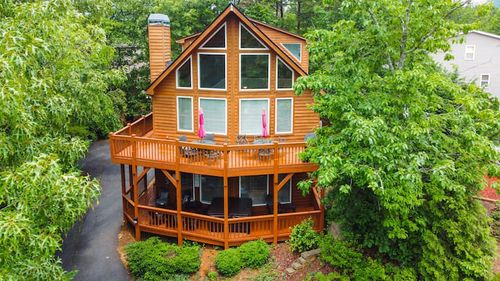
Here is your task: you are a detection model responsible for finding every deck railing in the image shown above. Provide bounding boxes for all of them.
[109,114,317,176]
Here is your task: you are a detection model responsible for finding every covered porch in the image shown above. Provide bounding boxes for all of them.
[120,165,324,247]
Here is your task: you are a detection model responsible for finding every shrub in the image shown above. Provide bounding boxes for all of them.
[239,240,270,268]
[207,271,218,281]
[125,237,200,280]
[289,218,320,252]
[319,235,363,274]
[491,203,500,239]
[215,248,242,276]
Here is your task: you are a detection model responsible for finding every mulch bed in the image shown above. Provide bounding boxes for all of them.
[480,177,499,201]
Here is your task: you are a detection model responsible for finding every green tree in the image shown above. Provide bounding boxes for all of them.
[296,0,499,280]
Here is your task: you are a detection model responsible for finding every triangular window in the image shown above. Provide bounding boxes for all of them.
[240,23,267,49]
[282,43,301,61]
[201,23,226,49]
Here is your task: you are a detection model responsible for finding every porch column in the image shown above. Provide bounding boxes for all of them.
[273,141,279,244]
[131,134,140,240]
[223,143,229,249]
[175,140,183,246]
[120,164,126,222]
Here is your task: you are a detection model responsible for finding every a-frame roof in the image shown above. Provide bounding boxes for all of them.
[146,4,307,95]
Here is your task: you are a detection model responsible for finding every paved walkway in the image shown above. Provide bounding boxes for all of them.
[60,140,130,281]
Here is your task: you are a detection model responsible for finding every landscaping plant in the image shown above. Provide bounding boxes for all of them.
[288,218,320,252]
[238,240,270,268]
[215,248,243,277]
[296,0,499,279]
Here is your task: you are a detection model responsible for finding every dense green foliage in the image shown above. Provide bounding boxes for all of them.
[238,240,270,268]
[125,237,200,281]
[215,248,243,277]
[296,0,499,280]
[288,218,320,252]
[450,2,500,35]
[491,203,500,240]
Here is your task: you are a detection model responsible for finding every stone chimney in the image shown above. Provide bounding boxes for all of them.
[147,14,171,82]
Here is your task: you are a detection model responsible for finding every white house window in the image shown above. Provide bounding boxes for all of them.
[464,45,475,61]
[239,23,267,49]
[282,43,301,61]
[276,58,294,89]
[200,175,223,204]
[200,23,226,49]
[176,57,192,89]
[198,53,226,90]
[276,98,293,134]
[278,174,292,204]
[239,175,269,206]
[239,99,269,135]
[240,54,270,90]
[480,74,490,87]
[177,96,193,132]
[199,98,227,135]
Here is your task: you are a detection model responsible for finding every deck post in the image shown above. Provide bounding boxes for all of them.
[120,164,126,222]
[131,134,141,240]
[273,141,279,244]
[175,140,183,246]
[320,186,325,231]
[223,143,229,249]
[127,122,131,135]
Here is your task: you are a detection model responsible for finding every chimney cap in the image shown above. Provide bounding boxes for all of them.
[148,14,170,26]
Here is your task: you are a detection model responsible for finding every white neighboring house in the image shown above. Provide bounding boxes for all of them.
[433,30,500,100]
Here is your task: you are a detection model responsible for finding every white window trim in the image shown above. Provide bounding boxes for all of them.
[176,96,194,132]
[281,42,302,62]
[198,97,227,135]
[275,98,293,135]
[480,73,490,87]
[239,175,269,206]
[239,53,270,91]
[180,173,196,202]
[278,175,292,204]
[199,175,223,204]
[200,22,227,50]
[176,56,193,89]
[239,23,268,50]
[464,44,475,61]
[239,98,270,136]
[197,52,227,91]
[276,57,294,90]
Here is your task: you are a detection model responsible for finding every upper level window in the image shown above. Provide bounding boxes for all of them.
[198,53,226,90]
[239,23,267,49]
[480,74,490,87]
[275,98,293,134]
[177,96,193,132]
[199,98,227,135]
[239,175,269,206]
[240,54,269,90]
[282,43,301,61]
[278,174,292,204]
[464,45,475,61]
[176,57,192,89]
[200,23,226,49]
[239,99,269,135]
[276,58,294,90]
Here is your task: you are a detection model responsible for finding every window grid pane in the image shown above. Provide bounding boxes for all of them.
[276,99,292,133]
[177,59,191,88]
[240,25,266,49]
[240,176,268,206]
[201,176,223,204]
[199,54,225,89]
[200,99,226,134]
[240,99,268,135]
[202,26,225,48]
[241,55,269,89]
[178,97,192,131]
[277,59,293,89]
[283,43,301,61]
[278,174,291,203]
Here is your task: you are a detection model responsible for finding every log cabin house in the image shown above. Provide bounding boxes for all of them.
[109,4,324,248]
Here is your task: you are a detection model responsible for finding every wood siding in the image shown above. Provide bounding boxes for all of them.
[148,24,171,82]
[152,15,318,143]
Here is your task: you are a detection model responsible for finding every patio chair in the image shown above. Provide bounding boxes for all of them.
[179,135,199,158]
[155,190,169,208]
[265,195,296,214]
[236,135,248,145]
[204,133,215,142]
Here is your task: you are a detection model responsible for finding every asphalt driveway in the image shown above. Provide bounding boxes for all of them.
[60,140,131,281]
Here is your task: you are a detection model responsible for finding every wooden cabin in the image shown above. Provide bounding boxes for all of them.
[109,4,324,248]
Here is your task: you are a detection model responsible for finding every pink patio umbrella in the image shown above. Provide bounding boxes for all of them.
[198,108,206,139]
[261,108,269,138]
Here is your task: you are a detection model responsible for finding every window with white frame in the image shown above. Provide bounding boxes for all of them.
[480,74,490,87]
[464,45,475,61]
[199,98,227,134]
[200,23,226,49]
[198,53,226,90]
[200,175,223,204]
[239,99,269,135]
[276,58,294,89]
[240,175,269,206]
[239,23,267,49]
[278,174,292,204]
[177,96,193,132]
[240,54,269,90]
[275,98,293,134]
[176,57,192,88]
[282,43,301,61]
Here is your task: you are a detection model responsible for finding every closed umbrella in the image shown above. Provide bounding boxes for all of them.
[198,108,205,140]
[262,108,269,138]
